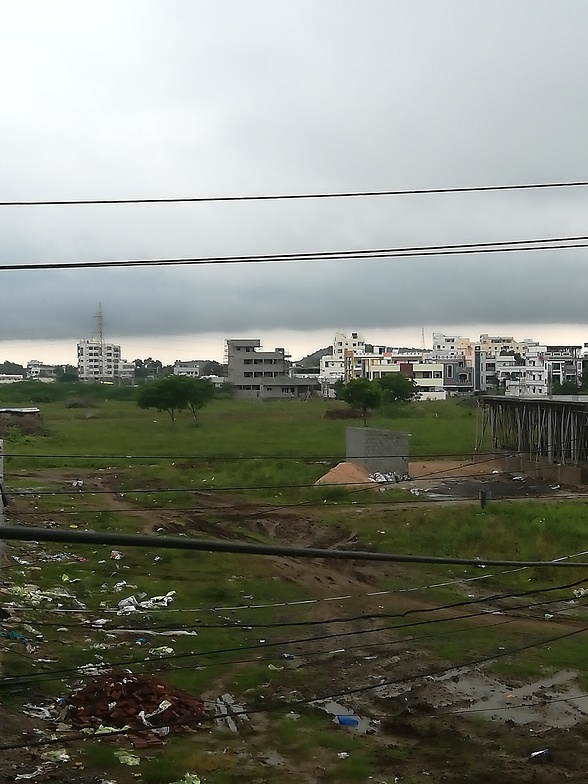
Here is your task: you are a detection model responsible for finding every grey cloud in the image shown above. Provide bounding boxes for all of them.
[1,0,588,348]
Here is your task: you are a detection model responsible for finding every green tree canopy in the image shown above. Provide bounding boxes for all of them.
[136,375,215,421]
[338,378,382,425]
[55,364,79,382]
[377,373,419,405]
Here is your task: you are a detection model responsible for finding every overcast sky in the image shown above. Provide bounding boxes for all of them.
[2,0,588,364]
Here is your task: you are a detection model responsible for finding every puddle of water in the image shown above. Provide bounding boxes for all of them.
[312,699,372,734]
[434,669,588,728]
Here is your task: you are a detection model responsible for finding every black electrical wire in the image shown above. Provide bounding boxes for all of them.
[25,575,587,632]
[4,524,588,569]
[3,234,588,272]
[1,619,586,752]
[2,459,560,497]
[2,179,588,206]
[2,449,499,460]
[3,593,582,687]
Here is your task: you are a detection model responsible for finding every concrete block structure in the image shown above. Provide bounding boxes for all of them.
[226,338,319,399]
[346,427,409,476]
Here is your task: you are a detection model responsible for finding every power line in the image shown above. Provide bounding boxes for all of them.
[3,593,578,687]
[2,449,500,460]
[25,575,586,633]
[3,234,588,272]
[1,619,586,752]
[1,458,561,496]
[2,179,588,207]
[4,525,588,568]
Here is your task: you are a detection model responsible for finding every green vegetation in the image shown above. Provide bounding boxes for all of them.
[137,375,216,421]
[337,374,421,422]
[337,377,383,425]
[4,394,588,781]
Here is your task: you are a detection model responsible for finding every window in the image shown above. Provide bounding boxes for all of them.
[264,358,274,364]
[447,365,453,378]
[244,359,253,365]
[244,372,253,378]
[254,359,263,364]
[254,372,262,377]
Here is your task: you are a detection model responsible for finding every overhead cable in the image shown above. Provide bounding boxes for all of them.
[3,234,588,272]
[1,621,586,751]
[2,179,588,207]
[3,524,588,568]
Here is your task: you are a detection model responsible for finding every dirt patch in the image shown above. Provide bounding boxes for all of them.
[6,466,588,783]
[0,413,45,437]
[315,461,373,487]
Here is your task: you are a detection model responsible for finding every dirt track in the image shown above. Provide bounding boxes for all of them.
[4,465,588,782]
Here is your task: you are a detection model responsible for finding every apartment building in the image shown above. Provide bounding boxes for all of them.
[26,360,56,382]
[504,344,583,396]
[77,339,133,382]
[173,360,202,377]
[226,339,318,399]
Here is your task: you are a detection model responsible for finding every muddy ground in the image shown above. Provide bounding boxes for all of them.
[2,464,588,782]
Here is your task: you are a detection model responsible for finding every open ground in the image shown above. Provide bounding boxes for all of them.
[2,396,588,783]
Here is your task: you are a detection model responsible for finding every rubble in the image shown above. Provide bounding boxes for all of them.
[66,671,206,739]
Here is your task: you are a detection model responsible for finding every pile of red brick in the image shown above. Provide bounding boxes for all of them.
[68,671,205,743]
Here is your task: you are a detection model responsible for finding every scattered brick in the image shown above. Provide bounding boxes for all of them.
[67,670,206,740]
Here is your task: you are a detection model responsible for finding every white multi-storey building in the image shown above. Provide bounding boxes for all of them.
[173,360,201,377]
[77,339,133,382]
[26,360,56,382]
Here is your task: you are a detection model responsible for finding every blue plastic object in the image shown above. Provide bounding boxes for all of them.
[336,715,359,727]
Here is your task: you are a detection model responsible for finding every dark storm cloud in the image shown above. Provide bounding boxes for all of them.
[1,0,588,343]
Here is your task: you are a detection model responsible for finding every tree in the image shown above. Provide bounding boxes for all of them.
[134,358,163,379]
[376,373,419,406]
[55,364,79,382]
[0,361,25,376]
[181,377,215,419]
[338,378,382,426]
[500,349,524,365]
[199,360,227,377]
[136,375,215,421]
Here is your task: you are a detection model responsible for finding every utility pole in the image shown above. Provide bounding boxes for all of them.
[95,302,105,382]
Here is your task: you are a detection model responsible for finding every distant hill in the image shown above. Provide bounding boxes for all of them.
[294,347,332,367]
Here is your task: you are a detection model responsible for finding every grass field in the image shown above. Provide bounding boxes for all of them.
[3,395,588,783]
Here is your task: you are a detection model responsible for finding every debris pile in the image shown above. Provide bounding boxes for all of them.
[67,671,206,742]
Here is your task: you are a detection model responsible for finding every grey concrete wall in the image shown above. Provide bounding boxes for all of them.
[346,427,409,476]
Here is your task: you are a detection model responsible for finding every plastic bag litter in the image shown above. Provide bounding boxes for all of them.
[15,764,53,780]
[82,724,130,736]
[529,748,550,762]
[22,704,52,720]
[114,751,140,766]
[110,550,125,560]
[41,749,70,762]
[117,591,176,614]
[170,775,201,784]
[149,646,174,656]
[138,699,173,726]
